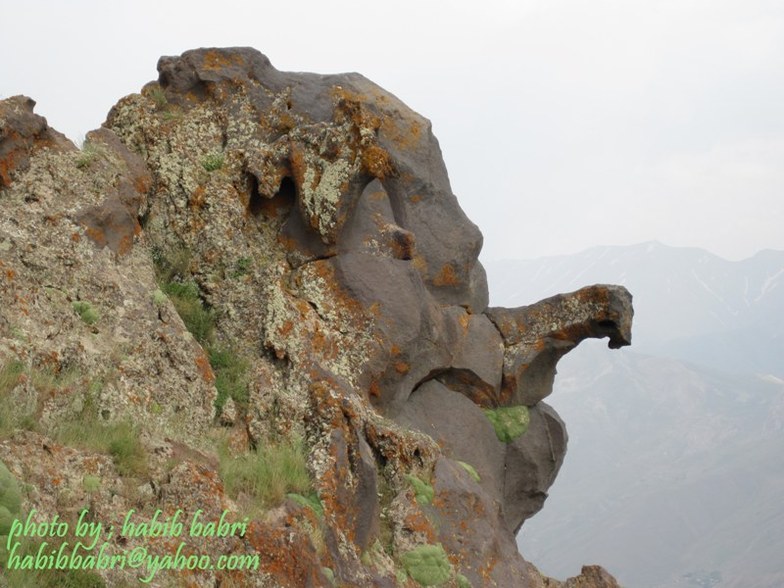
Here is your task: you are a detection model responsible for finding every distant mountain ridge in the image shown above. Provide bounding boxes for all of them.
[485,241,784,376]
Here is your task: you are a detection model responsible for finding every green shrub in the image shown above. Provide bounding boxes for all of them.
[456,573,472,588]
[406,474,434,505]
[483,406,530,443]
[219,437,312,510]
[0,460,22,536]
[202,152,225,172]
[400,544,452,586]
[72,301,99,325]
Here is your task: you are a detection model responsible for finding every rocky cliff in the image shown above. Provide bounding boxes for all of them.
[0,48,632,588]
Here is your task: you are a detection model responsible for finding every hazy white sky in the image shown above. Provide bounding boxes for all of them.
[2,0,783,261]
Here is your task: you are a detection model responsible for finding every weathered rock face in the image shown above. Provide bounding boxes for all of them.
[0,47,632,587]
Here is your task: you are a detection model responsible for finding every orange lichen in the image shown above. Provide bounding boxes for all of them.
[278,320,294,337]
[189,185,207,209]
[202,50,245,72]
[84,226,106,247]
[379,116,422,152]
[361,144,394,180]
[288,145,308,192]
[411,254,428,273]
[432,264,459,287]
[134,174,151,194]
[195,352,215,383]
[402,509,437,543]
[394,362,410,375]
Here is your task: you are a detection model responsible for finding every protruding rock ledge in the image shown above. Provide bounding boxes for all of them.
[487,284,634,406]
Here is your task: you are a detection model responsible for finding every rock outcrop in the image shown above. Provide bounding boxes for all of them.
[0,47,632,587]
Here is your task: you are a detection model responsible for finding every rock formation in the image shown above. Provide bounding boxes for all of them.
[0,48,632,587]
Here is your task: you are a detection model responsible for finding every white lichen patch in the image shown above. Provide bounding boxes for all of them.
[300,156,351,237]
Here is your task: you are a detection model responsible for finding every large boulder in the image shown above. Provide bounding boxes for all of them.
[0,47,632,587]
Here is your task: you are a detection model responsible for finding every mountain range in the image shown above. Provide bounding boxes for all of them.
[484,242,784,588]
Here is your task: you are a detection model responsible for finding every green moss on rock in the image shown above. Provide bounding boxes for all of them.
[457,461,480,483]
[400,543,453,586]
[406,474,434,505]
[483,406,530,443]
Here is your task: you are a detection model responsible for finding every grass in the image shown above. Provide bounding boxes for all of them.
[219,436,313,513]
[162,281,215,344]
[148,85,168,110]
[0,360,25,396]
[54,393,148,478]
[376,474,396,556]
[0,361,146,476]
[82,475,101,493]
[0,360,81,438]
[75,141,104,170]
[72,301,99,325]
[152,246,251,411]
[210,347,250,410]
[286,492,324,517]
[0,459,22,535]
[152,246,215,345]
[152,288,168,307]
[151,245,191,285]
[202,152,225,172]
[0,536,106,587]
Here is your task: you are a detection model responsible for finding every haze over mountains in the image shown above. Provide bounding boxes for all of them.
[485,242,784,588]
